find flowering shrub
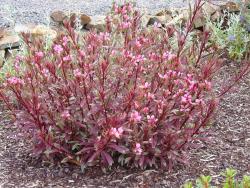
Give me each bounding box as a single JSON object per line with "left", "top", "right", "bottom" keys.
{"left": 0, "top": 1, "right": 249, "bottom": 169}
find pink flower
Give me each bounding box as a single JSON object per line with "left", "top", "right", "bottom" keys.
{"left": 127, "top": 3, "right": 132, "bottom": 11}
{"left": 163, "top": 51, "right": 177, "bottom": 61}
{"left": 142, "top": 107, "right": 149, "bottom": 113}
{"left": 139, "top": 82, "right": 150, "bottom": 89}
{"left": 180, "top": 105, "right": 190, "bottom": 112}
{"left": 114, "top": 3, "right": 119, "bottom": 13}
{"left": 120, "top": 21, "right": 132, "bottom": 29}
{"left": 63, "top": 55, "right": 72, "bottom": 62}
{"left": 53, "top": 44, "right": 63, "bottom": 54}
{"left": 99, "top": 32, "right": 110, "bottom": 41}
{"left": 14, "top": 62, "right": 20, "bottom": 71}
{"left": 111, "top": 50, "right": 116, "bottom": 56}
{"left": 87, "top": 45, "right": 92, "bottom": 51}
{"left": 167, "top": 70, "right": 177, "bottom": 77}
{"left": 163, "top": 51, "right": 169, "bottom": 60}
{"left": 164, "top": 89, "right": 171, "bottom": 96}
{"left": 168, "top": 53, "right": 177, "bottom": 61}
{"left": 73, "top": 69, "right": 83, "bottom": 78}
{"left": 123, "top": 14, "right": 129, "bottom": 21}
{"left": 35, "top": 51, "right": 44, "bottom": 58}
{"left": 122, "top": 50, "right": 133, "bottom": 59}
{"left": 42, "top": 69, "right": 49, "bottom": 77}
{"left": 188, "top": 81, "right": 197, "bottom": 91}
{"left": 15, "top": 55, "right": 22, "bottom": 63}
{"left": 153, "top": 22, "right": 162, "bottom": 31}
{"left": 158, "top": 73, "right": 168, "bottom": 79}
{"left": 131, "top": 55, "right": 145, "bottom": 65}
{"left": 79, "top": 50, "right": 86, "bottom": 57}
{"left": 61, "top": 110, "right": 70, "bottom": 119}
{"left": 130, "top": 111, "right": 142, "bottom": 123}
{"left": 135, "top": 40, "right": 142, "bottom": 48}
{"left": 195, "top": 99, "right": 204, "bottom": 106}
{"left": 134, "top": 143, "right": 142, "bottom": 155}
{"left": 147, "top": 115, "right": 158, "bottom": 125}
{"left": 149, "top": 52, "right": 159, "bottom": 61}
{"left": 62, "top": 36, "right": 68, "bottom": 46}
{"left": 147, "top": 93, "right": 155, "bottom": 100}
{"left": 7, "top": 77, "right": 24, "bottom": 85}
{"left": 134, "top": 101, "right": 140, "bottom": 109}
{"left": 187, "top": 74, "right": 193, "bottom": 79}
{"left": 110, "top": 127, "right": 124, "bottom": 138}
{"left": 121, "top": 6, "right": 128, "bottom": 14}
{"left": 204, "top": 80, "right": 212, "bottom": 90}
{"left": 181, "top": 93, "right": 192, "bottom": 104}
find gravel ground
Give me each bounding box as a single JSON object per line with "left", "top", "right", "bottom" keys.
{"left": 0, "top": 0, "right": 232, "bottom": 27}
{"left": 0, "top": 0, "right": 186, "bottom": 27}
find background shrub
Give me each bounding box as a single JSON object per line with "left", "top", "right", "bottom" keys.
{"left": 207, "top": 4, "right": 250, "bottom": 61}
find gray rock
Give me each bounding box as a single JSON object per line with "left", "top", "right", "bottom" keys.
{"left": 0, "top": 50, "right": 5, "bottom": 67}
{"left": 0, "top": 29, "right": 20, "bottom": 50}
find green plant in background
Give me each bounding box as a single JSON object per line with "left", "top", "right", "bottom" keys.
{"left": 241, "top": 176, "right": 250, "bottom": 188}
{"left": 0, "top": 46, "right": 26, "bottom": 83}
{"left": 223, "top": 168, "right": 237, "bottom": 188}
{"left": 0, "top": 50, "right": 17, "bottom": 82}
{"left": 184, "top": 182, "right": 194, "bottom": 188}
{"left": 0, "top": 34, "right": 54, "bottom": 83}
{"left": 196, "top": 175, "right": 213, "bottom": 188}
{"left": 183, "top": 175, "right": 214, "bottom": 188}
{"left": 183, "top": 168, "right": 250, "bottom": 188}
{"left": 207, "top": 9, "right": 250, "bottom": 61}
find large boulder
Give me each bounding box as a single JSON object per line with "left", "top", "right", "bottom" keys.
{"left": 154, "top": 1, "right": 223, "bottom": 29}
{"left": 0, "top": 28, "right": 4, "bottom": 39}
{"left": 147, "top": 16, "right": 162, "bottom": 26}
{"left": 0, "top": 28, "right": 20, "bottom": 50}
{"left": 50, "top": 10, "right": 68, "bottom": 24}
{"left": 202, "top": 1, "right": 222, "bottom": 21}
{"left": 15, "top": 24, "right": 57, "bottom": 39}
{"left": 155, "top": 9, "right": 173, "bottom": 17}
{"left": 147, "top": 14, "right": 173, "bottom": 27}
{"left": 80, "top": 14, "right": 91, "bottom": 27}
{"left": 32, "top": 25, "right": 57, "bottom": 38}
{"left": 85, "top": 15, "right": 106, "bottom": 32}
{"left": 221, "top": 2, "right": 240, "bottom": 12}
{"left": 246, "top": 0, "right": 250, "bottom": 8}
{"left": 69, "top": 13, "right": 77, "bottom": 28}
{"left": 0, "top": 50, "right": 5, "bottom": 67}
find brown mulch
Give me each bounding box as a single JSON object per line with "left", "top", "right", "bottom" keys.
{"left": 0, "top": 61, "right": 249, "bottom": 188}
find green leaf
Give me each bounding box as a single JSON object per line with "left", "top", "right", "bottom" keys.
{"left": 196, "top": 175, "right": 212, "bottom": 188}
{"left": 72, "top": 143, "right": 80, "bottom": 151}
{"left": 183, "top": 181, "right": 193, "bottom": 188}
{"left": 61, "top": 157, "right": 70, "bottom": 163}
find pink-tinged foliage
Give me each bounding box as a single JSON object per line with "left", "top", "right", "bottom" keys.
{"left": 0, "top": 1, "right": 249, "bottom": 169}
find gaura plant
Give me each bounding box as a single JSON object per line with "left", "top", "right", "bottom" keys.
{"left": 0, "top": 1, "right": 249, "bottom": 169}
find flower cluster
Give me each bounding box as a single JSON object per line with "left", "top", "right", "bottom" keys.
{"left": 7, "top": 77, "right": 24, "bottom": 86}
